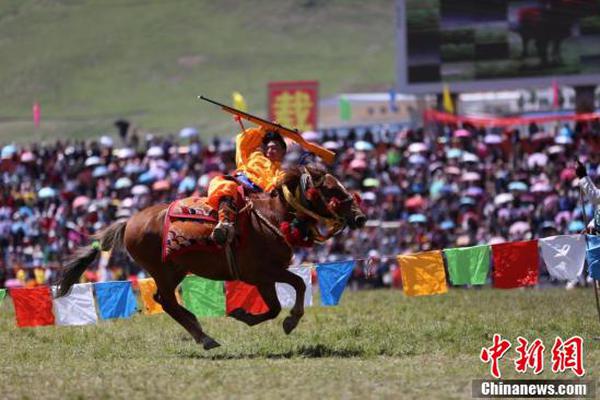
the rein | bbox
[281,184,345,244]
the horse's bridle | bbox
[281,168,353,243]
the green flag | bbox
[0,289,6,306]
[339,96,351,121]
[181,276,225,317]
[444,245,490,285]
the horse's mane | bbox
[278,163,328,193]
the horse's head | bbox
[280,164,366,241]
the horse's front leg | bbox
[272,268,306,335]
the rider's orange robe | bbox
[207,127,285,208]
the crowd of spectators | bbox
[1,118,600,289]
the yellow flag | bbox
[442,84,454,114]
[138,278,164,315]
[232,91,248,112]
[397,250,448,296]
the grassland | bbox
[1,287,599,399]
[0,0,395,143]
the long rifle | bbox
[198,95,335,164]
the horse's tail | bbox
[56,220,128,297]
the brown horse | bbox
[57,164,366,350]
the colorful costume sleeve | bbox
[233,126,285,192]
[235,127,267,167]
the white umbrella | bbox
[131,185,150,196]
[494,193,514,205]
[484,134,502,145]
[302,131,320,141]
[555,136,572,145]
[408,154,426,164]
[547,145,564,155]
[323,141,340,150]
[38,187,57,199]
[461,152,479,163]
[408,142,428,153]
[84,156,102,167]
[100,136,114,147]
[531,182,552,193]
[354,141,374,152]
[147,146,164,158]
[527,152,548,168]
[115,177,132,189]
[179,127,199,138]
[118,148,136,159]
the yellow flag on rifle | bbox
[442,84,454,114]
[232,91,248,112]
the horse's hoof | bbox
[283,316,300,335]
[202,336,221,351]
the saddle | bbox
[161,184,249,263]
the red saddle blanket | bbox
[162,196,219,262]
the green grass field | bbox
[0,0,395,143]
[1,287,599,399]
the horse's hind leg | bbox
[152,268,221,350]
[228,282,281,326]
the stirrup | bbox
[211,221,234,245]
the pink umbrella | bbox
[153,180,171,191]
[560,168,576,181]
[461,172,481,182]
[445,166,461,175]
[349,159,367,170]
[531,183,552,193]
[20,151,35,163]
[405,195,426,209]
[509,221,531,235]
[454,129,471,138]
[5,278,23,288]
[72,195,91,209]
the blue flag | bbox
[586,235,600,280]
[316,261,355,306]
[95,281,137,319]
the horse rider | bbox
[576,159,600,235]
[207,126,287,245]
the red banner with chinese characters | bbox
[424,109,600,127]
[268,80,319,132]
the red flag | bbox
[33,101,41,128]
[552,80,560,109]
[492,240,539,288]
[10,286,55,327]
[225,281,268,314]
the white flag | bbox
[52,283,98,326]
[276,267,312,308]
[539,235,587,281]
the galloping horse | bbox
[57,164,366,350]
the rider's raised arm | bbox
[580,176,600,205]
[235,126,267,167]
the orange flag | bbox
[138,278,164,315]
[397,250,448,296]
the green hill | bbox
[0,0,395,143]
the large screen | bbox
[396,0,600,93]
